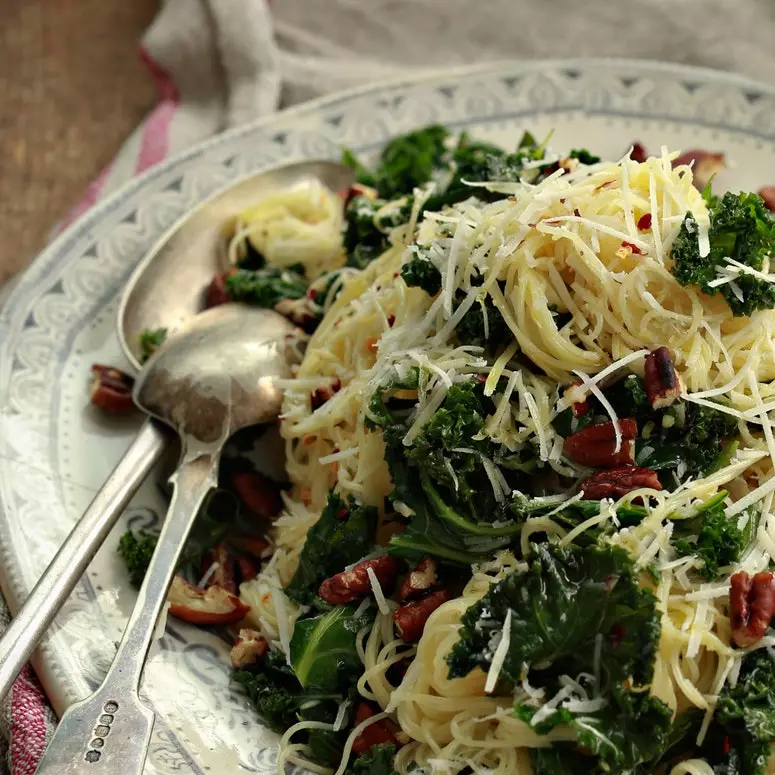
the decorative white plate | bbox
[3,58,775,774]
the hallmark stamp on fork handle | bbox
[84,702,119,763]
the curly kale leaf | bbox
[569,148,601,165]
[343,125,450,200]
[717,651,775,745]
[117,530,158,588]
[673,492,746,580]
[290,605,374,693]
[343,194,413,270]
[523,689,672,774]
[345,744,398,775]
[285,490,377,604]
[446,544,661,689]
[635,399,738,479]
[234,650,338,732]
[454,294,509,347]
[225,267,308,307]
[138,328,167,363]
[400,246,442,295]
[670,191,775,316]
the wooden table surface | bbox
[0,0,159,286]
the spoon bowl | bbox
[119,159,353,369]
[135,304,296,448]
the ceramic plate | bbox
[3,59,775,774]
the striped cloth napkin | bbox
[2,0,773,771]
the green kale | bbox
[521,688,672,774]
[673,491,746,579]
[569,148,601,165]
[709,740,771,775]
[717,651,775,746]
[117,529,158,588]
[345,744,398,775]
[233,650,339,734]
[454,294,509,347]
[342,194,412,270]
[285,490,377,604]
[138,328,167,363]
[447,544,661,689]
[342,148,376,189]
[298,698,351,766]
[635,399,738,479]
[344,125,450,200]
[400,246,442,295]
[290,605,374,693]
[670,191,775,317]
[225,267,308,307]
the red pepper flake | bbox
[476,374,487,383]
[307,288,318,301]
[723,737,731,755]
[630,142,647,164]
[387,315,395,327]
[637,213,652,231]
[573,208,581,218]
[622,241,643,255]
[336,506,349,520]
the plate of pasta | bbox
[3,59,775,775]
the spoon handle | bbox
[0,419,169,701]
[34,452,219,775]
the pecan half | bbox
[393,589,450,642]
[730,571,775,648]
[167,575,250,625]
[90,364,136,414]
[399,558,439,602]
[205,271,234,308]
[672,149,725,191]
[231,471,283,519]
[578,465,662,500]
[760,187,775,212]
[311,378,342,411]
[318,556,400,605]
[230,628,269,669]
[351,702,401,755]
[563,419,637,468]
[644,347,682,409]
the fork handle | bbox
[0,419,169,702]
[34,452,219,775]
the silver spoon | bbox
[34,303,297,775]
[0,160,353,699]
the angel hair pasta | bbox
[185,126,775,775]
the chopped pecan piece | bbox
[672,150,725,191]
[578,465,662,500]
[644,347,682,409]
[167,575,250,625]
[230,628,269,669]
[201,543,236,594]
[399,558,439,602]
[630,142,648,164]
[311,378,342,411]
[563,419,637,468]
[564,379,589,418]
[90,364,136,414]
[274,298,316,330]
[393,589,450,642]
[318,556,400,605]
[231,471,283,519]
[730,570,775,648]
[205,270,234,308]
[351,702,401,755]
